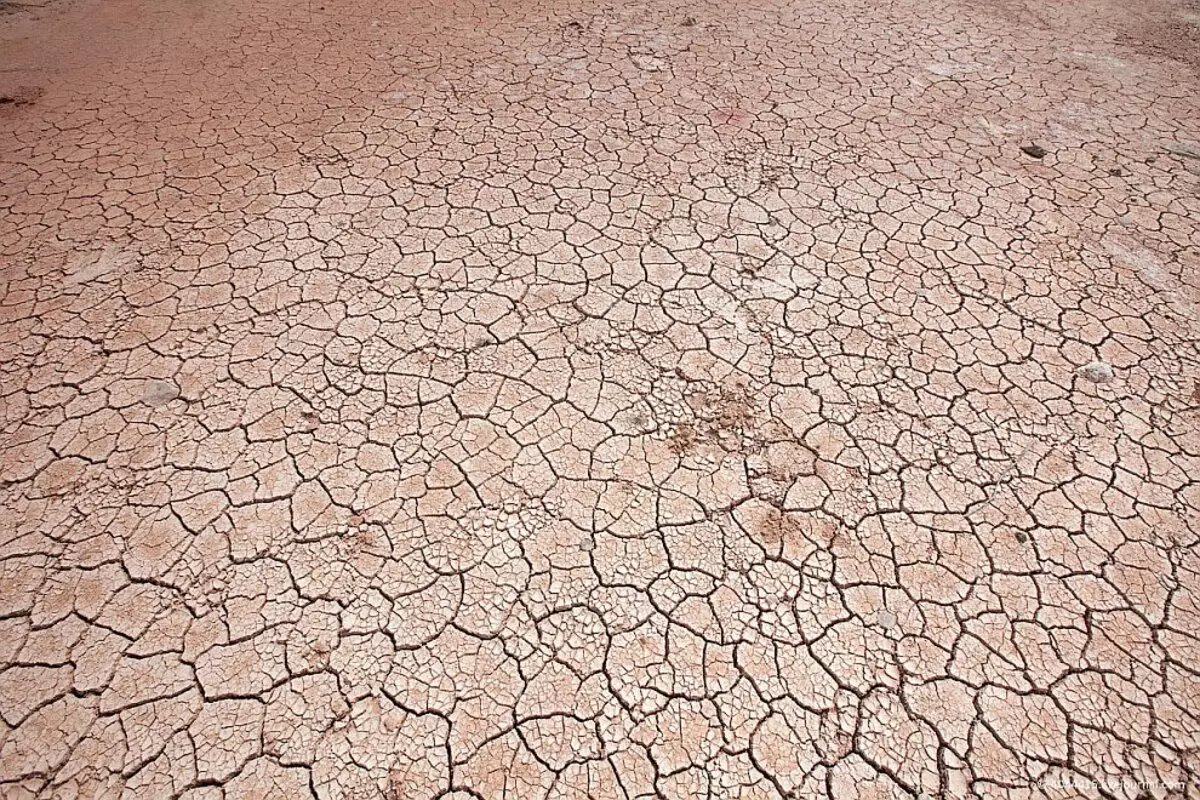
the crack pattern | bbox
[2,0,1200,797]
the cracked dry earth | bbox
[2,0,1200,796]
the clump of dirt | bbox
[667,422,699,455]
[300,148,349,167]
[351,523,385,555]
[753,507,802,546]
[666,380,803,466]
[303,640,332,667]
[667,381,760,455]
[747,440,818,504]
[741,501,839,552]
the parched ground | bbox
[1,0,1199,796]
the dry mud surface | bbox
[1,0,1200,797]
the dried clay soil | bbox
[2,0,1200,796]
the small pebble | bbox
[142,380,180,407]
[1165,141,1200,160]
[877,609,897,631]
[1015,531,1028,544]
[1021,144,1047,159]
[1078,360,1115,384]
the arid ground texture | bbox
[1,0,1199,796]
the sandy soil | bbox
[1,0,1199,796]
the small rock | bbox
[1107,167,1124,177]
[876,609,897,631]
[1015,531,1028,544]
[580,537,596,552]
[1165,141,1200,160]
[1021,144,1047,159]
[682,15,697,26]
[142,380,180,407]
[926,62,976,78]
[632,54,666,72]
[1078,361,1115,384]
